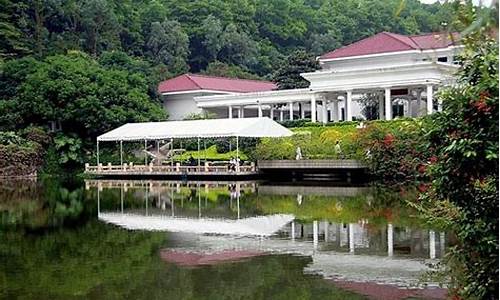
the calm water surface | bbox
[0,178,450,300]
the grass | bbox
[173,145,249,162]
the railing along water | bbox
[84,162,257,176]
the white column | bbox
[384,88,392,120]
[407,98,412,117]
[313,220,318,250]
[332,99,339,122]
[237,107,242,118]
[279,107,284,122]
[291,221,295,241]
[440,232,446,257]
[289,102,294,120]
[270,106,275,120]
[258,102,263,117]
[323,221,329,242]
[228,106,233,119]
[429,230,436,259]
[416,89,422,116]
[240,106,245,118]
[322,100,328,124]
[310,94,317,123]
[426,85,433,115]
[345,90,353,121]
[332,97,340,122]
[378,96,384,120]
[300,103,305,119]
[388,223,394,257]
[348,223,355,253]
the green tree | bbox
[306,30,341,56]
[4,51,166,140]
[80,0,120,56]
[146,19,189,74]
[219,23,258,68]
[272,50,319,90]
[0,0,30,58]
[422,6,498,298]
[202,61,261,80]
[201,15,224,61]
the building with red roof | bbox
[160,32,462,122]
[158,74,276,120]
[319,32,460,60]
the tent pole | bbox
[120,140,123,166]
[96,140,99,166]
[204,139,207,162]
[156,140,160,165]
[197,137,200,167]
[144,139,147,165]
[171,138,174,167]
[236,136,239,172]
[120,182,124,214]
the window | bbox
[437,56,448,62]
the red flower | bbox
[429,156,438,164]
[417,164,427,174]
[418,183,429,193]
[471,98,491,113]
[383,133,395,146]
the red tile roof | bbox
[320,32,460,60]
[158,73,277,94]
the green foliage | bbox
[358,118,432,184]
[146,19,189,74]
[54,134,83,166]
[1,51,167,140]
[0,131,24,146]
[202,61,262,80]
[0,128,51,177]
[183,111,217,120]
[0,0,463,75]
[255,119,426,162]
[255,124,361,160]
[272,50,319,89]
[174,145,249,162]
[420,32,498,298]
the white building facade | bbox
[161,32,462,122]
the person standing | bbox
[295,146,303,160]
[334,141,342,158]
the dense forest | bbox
[1,0,461,76]
[0,0,463,171]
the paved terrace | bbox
[257,159,367,170]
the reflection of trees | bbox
[1,220,365,299]
[246,186,422,227]
[0,178,89,229]
[0,221,166,298]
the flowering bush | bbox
[420,36,498,298]
[355,118,432,184]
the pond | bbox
[0,178,451,300]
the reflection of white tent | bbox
[97,117,293,141]
[99,213,294,236]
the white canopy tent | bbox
[95,117,293,167]
[97,117,292,141]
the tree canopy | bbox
[0,0,462,75]
[0,51,166,139]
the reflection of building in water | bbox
[88,179,450,260]
[282,221,446,259]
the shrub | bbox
[420,37,498,299]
